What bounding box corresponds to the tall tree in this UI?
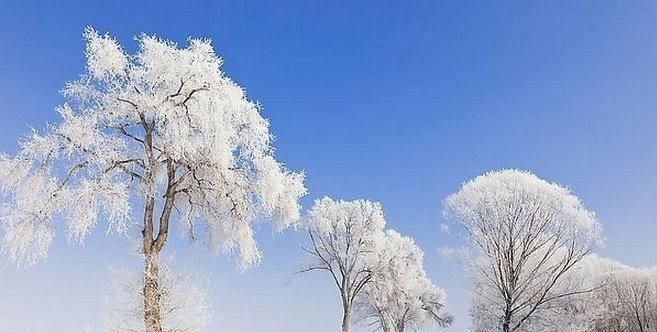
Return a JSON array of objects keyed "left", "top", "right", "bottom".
[
  {"left": 355, "top": 230, "right": 452, "bottom": 332},
  {"left": 300, "top": 197, "right": 386, "bottom": 332},
  {"left": 443, "top": 169, "right": 603, "bottom": 332},
  {"left": 0, "top": 28, "right": 305, "bottom": 332}
]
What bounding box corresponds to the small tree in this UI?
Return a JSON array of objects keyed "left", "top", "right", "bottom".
[
  {"left": 609, "top": 268, "right": 657, "bottom": 331},
  {"left": 443, "top": 169, "right": 602, "bottom": 332},
  {"left": 105, "top": 260, "right": 212, "bottom": 332},
  {"left": 300, "top": 197, "right": 386, "bottom": 332},
  {"left": 0, "top": 28, "right": 305, "bottom": 332},
  {"left": 577, "top": 261, "right": 657, "bottom": 332},
  {"left": 355, "top": 230, "right": 452, "bottom": 332}
]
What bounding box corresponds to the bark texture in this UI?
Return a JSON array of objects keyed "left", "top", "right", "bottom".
[
  {"left": 141, "top": 156, "right": 176, "bottom": 332},
  {"left": 144, "top": 254, "right": 163, "bottom": 332},
  {"left": 341, "top": 304, "right": 351, "bottom": 332}
]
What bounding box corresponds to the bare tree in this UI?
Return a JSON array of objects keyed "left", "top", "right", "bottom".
[
  {"left": 0, "top": 28, "right": 305, "bottom": 332},
  {"left": 300, "top": 197, "right": 386, "bottom": 332},
  {"left": 443, "top": 169, "right": 603, "bottom": 332}
]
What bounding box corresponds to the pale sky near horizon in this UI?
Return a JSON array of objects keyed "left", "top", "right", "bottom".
[{"left": 2, "top": 1, "right": 657, "bottom": 331}]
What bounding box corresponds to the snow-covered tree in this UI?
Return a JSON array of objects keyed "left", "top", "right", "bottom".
[
  {"left": 572, "top": 259, "right": 657, "bottom": 332},
  {"left": 105, "top": 261, "right": 212, "bottom": 332},
  {"left": 0, "top": 27, "right": 306, "bottom": 332},
  {"left": 443, "top": 169, "right": 603, "bottom": 332},
  {"left": 355, "top": 230, "right": 452, "bottom": 332},
  {"left": 605, "top": 268, "right": 657, "bottom": 331},
  {"left": 300, "top": 197, "right": 387, "bottom": 332}
]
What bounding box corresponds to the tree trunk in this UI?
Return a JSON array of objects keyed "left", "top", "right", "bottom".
[
  {"left": 380, "top": 312, "right": 391, "bottom": 332},
  {"left": 502, "top": 303, "right": 512, "bottom": 332},
  {"left": 502, "top": 319, "right": 511, "bottom": 332},
  {"left": 341, "top": 303, "right": 350, "bottom": 332},
  {"left": 144, "top": 253, "right": 163, "bottom": 332},
  {"left": 139, "top": 122, "right": 174, "bottom": 332}
]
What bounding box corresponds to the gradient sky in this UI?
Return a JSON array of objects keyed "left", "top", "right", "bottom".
[{"left": 2, "top": 1, "right": 657, "bottom": 331}]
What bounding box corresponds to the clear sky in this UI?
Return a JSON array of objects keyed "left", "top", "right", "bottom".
[{"left": 2, "top": 1, "right": 657, "bottom": 331}]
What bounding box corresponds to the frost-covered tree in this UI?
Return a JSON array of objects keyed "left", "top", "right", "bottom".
[
  {"left": 605, "top": 268, "right": 657, "bottom": 332},
  {"left": 443, "top": 169, "right": 603, "bottom": 332},
  {"left": 0, "top": 28, "right": 305, "bottom": 332},
  {"left": 105, "top": 261, "right": 212, "bottom": 332},
  {"left": 355, "top": 230, "right": 452, "bottom": 332},
  {"left": 300, "top": 197, "right": 386, "bottom": 332},
  {"left": 573, "top": 259, "right": 657, "bottom": 332}
]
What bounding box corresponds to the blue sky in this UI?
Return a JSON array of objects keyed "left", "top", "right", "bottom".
[{"left": 2, "top": 1, "right": 657, "bottom": 331}]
